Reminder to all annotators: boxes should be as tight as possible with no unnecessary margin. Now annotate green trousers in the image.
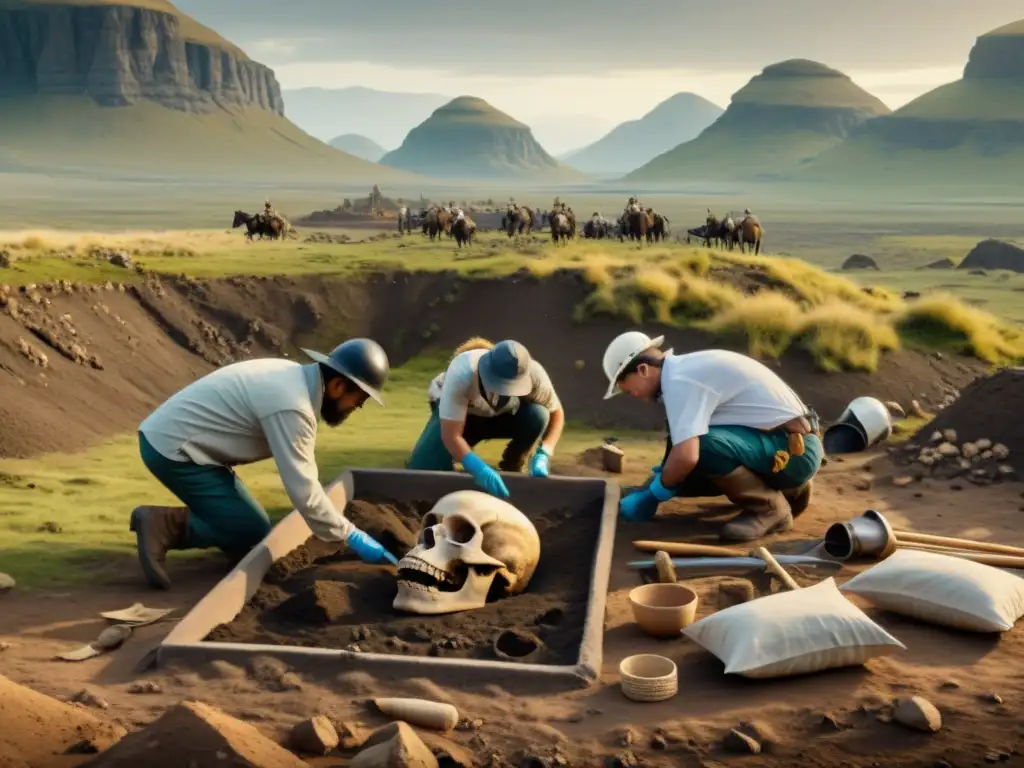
[669,425,823,497]
[138,431,272,554]
[406,402,550,471]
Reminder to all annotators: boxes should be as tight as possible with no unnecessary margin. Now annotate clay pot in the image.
[628,583,698,638]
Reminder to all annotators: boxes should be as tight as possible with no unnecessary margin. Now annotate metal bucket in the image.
[823,509,897,561]
[823,397,892,454]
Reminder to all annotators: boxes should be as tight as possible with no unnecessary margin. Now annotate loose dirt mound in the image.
[83,700,308,768]
[207,494,602,665]
[0,673,125,767]
[0,270,986,458]
[959,239,1024,272]
[912,367,1024,469]
[840,253,879,270]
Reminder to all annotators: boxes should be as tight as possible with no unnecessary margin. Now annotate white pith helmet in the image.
[602,331,666,399]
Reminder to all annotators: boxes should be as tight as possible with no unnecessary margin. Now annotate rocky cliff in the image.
[626,60,890,181]
[380,96,582,180]
[0,1,283,113]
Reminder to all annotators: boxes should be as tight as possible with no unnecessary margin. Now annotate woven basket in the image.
[619,654,678,702]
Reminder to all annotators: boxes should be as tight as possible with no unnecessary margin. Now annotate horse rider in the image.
[453,206,466,224]
[406,339,566,498]
[131,339,396,589]
[600,331,822,542]
[262,200,276,223]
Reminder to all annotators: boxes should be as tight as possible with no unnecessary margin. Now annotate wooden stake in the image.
[753,547,800,591]
[896,542,1024,569]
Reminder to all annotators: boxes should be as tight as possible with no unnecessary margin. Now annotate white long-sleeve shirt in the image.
[139,358,353,541]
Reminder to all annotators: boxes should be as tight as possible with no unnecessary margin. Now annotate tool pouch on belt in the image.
[773,408,821,471]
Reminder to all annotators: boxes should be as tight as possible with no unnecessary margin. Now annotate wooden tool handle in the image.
[753,547,800,591]
[894,530,1024,559]
[633,540,740,558]
[898,542,1024,569]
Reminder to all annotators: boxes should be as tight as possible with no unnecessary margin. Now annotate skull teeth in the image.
[397,557,455,589]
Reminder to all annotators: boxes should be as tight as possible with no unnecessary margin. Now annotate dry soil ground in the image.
[3,447,1024,767]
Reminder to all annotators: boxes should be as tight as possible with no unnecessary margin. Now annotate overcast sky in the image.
[176,1,1021,150]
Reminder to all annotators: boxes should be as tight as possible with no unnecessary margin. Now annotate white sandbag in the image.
[682,577,905,678]
[841,548,1024,632]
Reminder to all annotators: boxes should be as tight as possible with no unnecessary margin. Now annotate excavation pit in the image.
[158,469,618,689]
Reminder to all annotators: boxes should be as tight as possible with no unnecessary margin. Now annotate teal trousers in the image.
[406,402,550,471]
[138,431,272,554]
[670,425,823,497]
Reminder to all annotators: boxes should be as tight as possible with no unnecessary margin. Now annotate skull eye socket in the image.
[443,514,478,545]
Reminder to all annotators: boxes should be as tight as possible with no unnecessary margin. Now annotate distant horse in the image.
[452,216,475,248]
[550,212,572,245]
[232,210,278,240]
[739,215,763,255]
[648,212,670,243]
[628,209,651,244]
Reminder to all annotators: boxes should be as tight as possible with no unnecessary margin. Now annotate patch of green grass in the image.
[734,59,890,113]
[0,348,653,588]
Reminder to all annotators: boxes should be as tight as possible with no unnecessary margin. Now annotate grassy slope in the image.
[625,61,889,182]
[1,229,1022,586]
[0,97,416,183]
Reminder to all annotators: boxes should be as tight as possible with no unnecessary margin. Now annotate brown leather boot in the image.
[712,467,793,543]
[498,446,529,473]
[129,506,189,589]
[783,480,813,517]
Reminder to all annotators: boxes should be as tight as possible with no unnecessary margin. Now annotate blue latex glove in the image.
[651,463,663,473]
[346,529,399,566]
[619,489,660,522]
[529,447,551,478]
[461,452,511,499]
[648,472,676,502]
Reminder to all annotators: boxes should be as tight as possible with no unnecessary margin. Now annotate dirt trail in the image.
[0,270,985,458]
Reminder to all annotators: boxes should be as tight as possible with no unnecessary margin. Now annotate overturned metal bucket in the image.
[823,509,897,561]
[823,396,893,454]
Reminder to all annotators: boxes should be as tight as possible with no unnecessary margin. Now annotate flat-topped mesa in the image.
[0,1,284,113]
[963,19,1024,80]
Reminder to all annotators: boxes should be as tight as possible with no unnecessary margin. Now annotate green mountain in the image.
[329,134,387,162]
[801,19,1024,187]
[0,0,411,183]
[624,59,891,182]
[564,93,723,174]
[379,96,584,180]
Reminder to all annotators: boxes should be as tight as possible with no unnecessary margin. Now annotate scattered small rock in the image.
[893,696,942,733]
[617,727,637,746]
[819,712,845,731]
[351,721,439,768]
[892,476,915,487]
[336,721,371,750]
[71,688,109,709]
[650,734,667,750]
[723,728,761,754]
[291,715,339,756]
[983,693,1004,705]
[0,572,13,592]
[942,429,958,444]
[939,679,961,690]
[884,401,906,418]
[126,681,162,694]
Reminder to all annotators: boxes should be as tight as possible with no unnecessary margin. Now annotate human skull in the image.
[393,490,541,615]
